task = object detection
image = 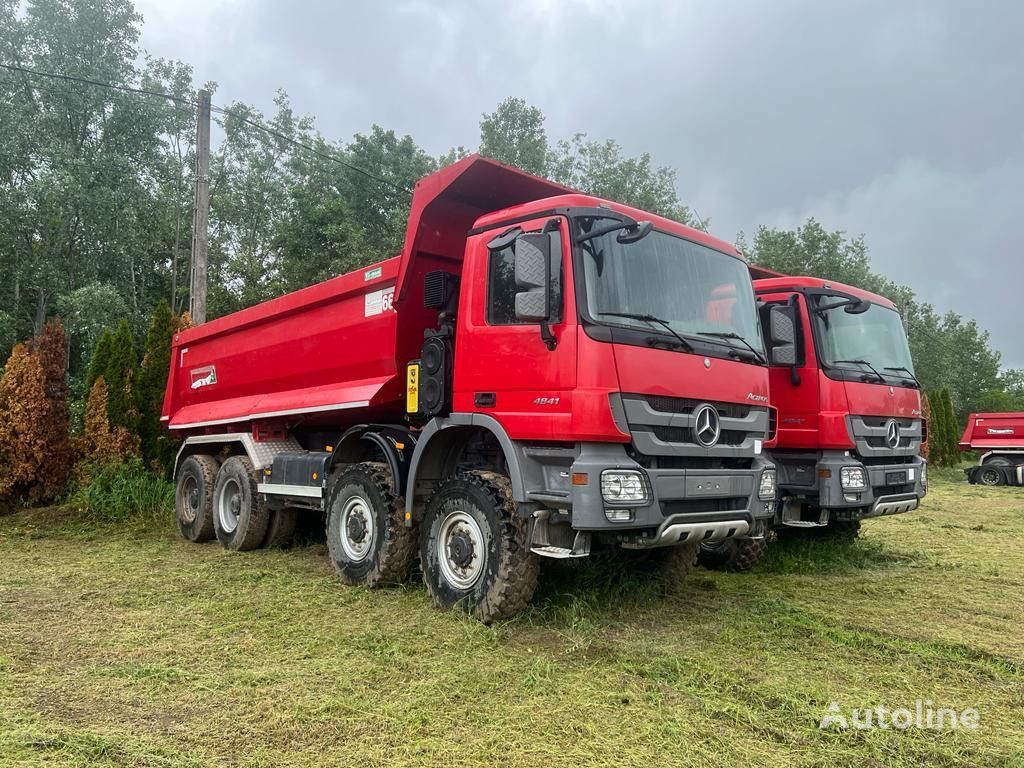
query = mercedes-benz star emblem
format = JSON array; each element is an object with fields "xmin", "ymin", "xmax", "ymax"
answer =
[
  {"xmin": 694, "ymin": 404, "xmax": 722, "ymax": 448},
  {"xmin": 885, "ymin": 419, "xmax": 900, "ymax": 449}
]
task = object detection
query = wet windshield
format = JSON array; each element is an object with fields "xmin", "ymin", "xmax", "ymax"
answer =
[
  {"xmin": 579, "ymin": 226, "xmax": 763, "ymax": 356},
  {"xmin": 812, "ymin": 297, "xmax": 915, "ymax": 375}
]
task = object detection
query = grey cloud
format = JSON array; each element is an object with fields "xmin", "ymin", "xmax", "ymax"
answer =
[{"xmin": 135, "ymin": 0, "xmax": 1024, "ymax": 367}]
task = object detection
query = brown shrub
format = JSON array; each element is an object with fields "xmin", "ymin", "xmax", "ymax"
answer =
[
  {"xmin": 0, "ymin": 344, "xmax": 51, "ymax": 502},
  {"xmin": 76, "ymin": 377, "xmax": 139, "ymax": 482},
  {"xmin": 26, "ymin": 319, "xmax": 72, "ymax": 497}
]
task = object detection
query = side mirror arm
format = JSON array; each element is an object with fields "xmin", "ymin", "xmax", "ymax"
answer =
[
  {"xmin": 787, "ymin": 294, "xmax": 801, "ymax": 386},
  {"xmin": 539, "ymin": 218, "xmax": 560, "ymax": 351}
]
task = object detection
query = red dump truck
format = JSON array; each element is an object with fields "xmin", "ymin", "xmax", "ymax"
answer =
[
  {"xmin": 164, "ymin": 155, "xmax": 787, "ymax": 621},
  {"xmin": 961, "ymin": 413, "xmax": 1024, "ymax": 486},
  {"xmin": 698, "ymin": 275, "xmax": 927, "ymax": 571}
]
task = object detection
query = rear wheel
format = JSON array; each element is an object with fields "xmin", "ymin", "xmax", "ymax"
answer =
[
  {"xmin": 420, "ymin": 471, "xmax": 539, "ymax": 623},
  {"xmin": 213, "ymin": 457, "xmax": 270, "ymax": 551},
  {"xmin": 175, "ymin": 455, "xmax": 218, "ymax": 542},
  {"xmin": 325, "ymin": 462, "xmax": 416, "ymax": 586},
  {"xmin": 698, "ymin": 537, "xmax": 767, "ymax": 572},
  {"xmin": 979, "ymin": 457, "xmax": 1011, "ymax": 486}
]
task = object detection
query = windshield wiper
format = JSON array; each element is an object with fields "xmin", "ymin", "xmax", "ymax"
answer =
[
  {"xmin": 598, "ymin": 312, "xmax": 694, "ymax": 352},
  {"xmin": 693, "ymin": 331, "xmax": 766, "ymax": 364},
  {"xmin": 833, "ymin": 358, "xmax": 885, "ymax": 383},
  {"xmin": 884, "ymin": 366, "xmax": 921, "ymax": 389}
]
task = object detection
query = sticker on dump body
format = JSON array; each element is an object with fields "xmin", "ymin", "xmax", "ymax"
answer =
[
  {"xmin": 406, "ymin": 362, "xmax": 420, "ymax": 413},
  {"xmin": 364, "ymin": 286, "xmax": 395, "ymax": 317},
  {"xmin": 364, "ymin": 266, "xmax": 382, "ymax": 281}
]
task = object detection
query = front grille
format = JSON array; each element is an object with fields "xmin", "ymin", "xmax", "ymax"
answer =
[
  {"xmin": 662, "ymin": 497, "xmax": 747, "ymax": 517},
  {"xmin": 848, "ymin": 415, "xmax": 923, "ymax": 459},
  {"xmin": 861, "ymin": 455, "xmax": 915, "ymax": 467},
  {"xmin": 645, "ymin": 395, "xmax": 750, "ymax": 419},
  {"xmin": 874, "ymin": 482, "xmax": 915, "ymax": 496},
  {"xmin": 652, "ymin": 426, "xmax": 749, "ymax": 447},
  {"xmin": 620, "ymin": 393, "xmax": 769, "ymax": 459}
]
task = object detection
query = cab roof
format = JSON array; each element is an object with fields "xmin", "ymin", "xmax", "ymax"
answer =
[
  {"xmin": 472, "ymin": 193, "xmax": 743, "ymax": 260},
  {"xmin": 753, "ymin": 275, "xmax": 897, "ymax": 309}
]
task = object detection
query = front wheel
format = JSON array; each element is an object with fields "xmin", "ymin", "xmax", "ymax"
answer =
[
  {"xmin": 420, "ymin": 471, "xmax": 539, "ymax": 623},
  {"xmin": 698, "ymin": 537, "xmax": 767, "ymax": 572}
]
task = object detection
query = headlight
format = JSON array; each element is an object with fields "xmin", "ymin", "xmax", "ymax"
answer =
[
  {"xmin": 758, "ymin": 468, "xmax": 777, "ymax": 500},
  {"xmin": 840, "ymin": 466, "xmax": 867, "ymax": 490},
  {"xmin": 600, "ymin": 470, "xmax": 649, "ymax": 504}
]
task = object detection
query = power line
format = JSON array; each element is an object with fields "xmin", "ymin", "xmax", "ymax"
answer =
[
  {"xmin": 210, "ymin": 103, "xmax": 412, "ymax": 195},
  {"xmin": 1, "ymin": 61, "xmax": 414, "ymax": 197},
  {"xmin": 0, "ymin": 62, "xmax": 194, "ymax": 105}
]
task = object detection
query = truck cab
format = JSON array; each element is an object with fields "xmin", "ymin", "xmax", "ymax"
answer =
[{"xmin": 753, "ymin": 277, "xmax": 927, "ymax": 535}]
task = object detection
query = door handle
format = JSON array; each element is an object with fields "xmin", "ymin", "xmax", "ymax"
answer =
[{"xmin": 474, "ymin": 392, "xmax": 496, "ymax": 408}]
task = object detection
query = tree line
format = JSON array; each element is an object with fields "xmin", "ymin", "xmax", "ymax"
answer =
[{"xmin": 1, "ymin": 0, "xmax": 1021, "ymax": 503}]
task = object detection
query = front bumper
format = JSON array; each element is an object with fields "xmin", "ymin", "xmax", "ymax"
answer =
[
  {"xmin": 567, "ymin": 443, "xmax": 775, "ymax": 547},
  {"xmin": 817, "ymin": 452, "xmax": 926, "ymax": 519}
]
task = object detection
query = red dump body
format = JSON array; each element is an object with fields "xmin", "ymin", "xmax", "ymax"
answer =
[
  {"xmin": 161, "ymin": 155, "xmax": 576, "ymax": 434},
  {"xmin": 959, "ymin": 413, "xmax": 1024, "ymax": 452}
]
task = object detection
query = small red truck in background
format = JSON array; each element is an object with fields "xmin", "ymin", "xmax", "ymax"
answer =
[
  {"xmin": 961, "ymin": 413, "xmax": 1024, "ymax": 486},
  {"xmin": 699, "ymin": 275, "xmax": 927, "ymax": 571},
  {"xmin": 164, "ymin": 155, "xmax": 784, "ymax": 621}
]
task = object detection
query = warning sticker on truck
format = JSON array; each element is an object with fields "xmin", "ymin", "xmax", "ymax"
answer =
[
  {"xmin": 364, "ymin": 266, "xmax": 382, "ymax": 281},
  {"xmin": 406, "ymin": 362, "xmax": 420, "ymax": 413},
  {"xmin": 364, "ymin": 286, "xmax": 395, "ymax": 317}
]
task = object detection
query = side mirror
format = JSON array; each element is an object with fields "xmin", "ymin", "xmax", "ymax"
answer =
[
  {"xmin": 513, "ymin": 233, "xmax": 551, "ymax": 323},
  {"xmin": 768, "ymin": 304, "xmax": 798, "ymax": 367}
]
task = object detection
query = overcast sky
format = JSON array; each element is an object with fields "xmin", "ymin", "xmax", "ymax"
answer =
[{"xmin": 135, "ymin": 0, "xmax": 1023, "ymax": 368}]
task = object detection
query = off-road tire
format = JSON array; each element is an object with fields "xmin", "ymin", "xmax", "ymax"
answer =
[
  {"xmin": 979, "ymin": 457, "xmax": 1012, "ymax": 486},
  {"xmin": 420, "ymin": 471, "xmax": 539, "ymax": 623},
  {"xmin": 262, "ymin": 507, "xmax": 298, "ymax": 549},
  {"xmin": 175, "ymin": 455, "xmax": 219, "ymax": 542},
  {"xmin": 698, "ymin": 537, "xmax": 767, "ymax": 572},
  {"xmin": 326, "ymin": 462, "xmax": 416, "ymax": 587},
  {"xmin": 213, "ymin": 456, "xmax": 270, "ymax": 551},
  {"xmin": 823, "ymin": 519, "xmax": 861, "ymax": 541},
  {"xmin": 652, "ymin": 541, "xmax": 699, "ymax": 583}
]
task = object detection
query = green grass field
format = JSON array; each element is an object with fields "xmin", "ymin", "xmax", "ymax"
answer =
[{"xmin": 1, "ymin": 474, "xmax": 1022, "ymax": 767}]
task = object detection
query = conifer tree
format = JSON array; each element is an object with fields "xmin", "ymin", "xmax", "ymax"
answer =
[
  {"xmin": 941, "ymin": 388, "xmax": 960, "ymax": 466},
  {"xmin": 0, "ymin": 345, "xmax": 50, "ymax": 501},
  {"xmin": 927, "ymin": 390, "xmax": 948, "ymax": 466},
  {"xmin": 104, "ymin": 319, "xmax": 139, "ymax": 436},
  {"xmin": 138, "ymin": 300, "xmax": 176, "ymax": 474},
  {"xmin": 27, "ymin": 319, "xmax": 72, "ymax": 498},
  {"xmin": 76, "ymin": 376, "xmax": 139, "ymax": 481},
  {"xmin": 86, "ymin": 328, "xmax": 114, "ymax": 394}
]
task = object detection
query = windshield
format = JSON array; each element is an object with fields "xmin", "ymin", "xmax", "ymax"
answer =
[
  {"xmin": 811, "ymin": 296, "xmax": 915, "ymax": 375},
  {"xmin": 579, "ymin": 225, "xmax": 764, "ymax": 355}
]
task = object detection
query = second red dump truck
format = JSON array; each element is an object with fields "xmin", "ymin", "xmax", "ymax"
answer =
[
  {"xmin": 961, "ymin": 412, "xmax": 1024, "ymax": 486},
  {"xmin": 164, "ymin": 155, "xmax": 786, "ymax": 621}
]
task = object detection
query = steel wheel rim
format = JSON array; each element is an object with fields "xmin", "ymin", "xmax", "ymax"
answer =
[
  {"xmin": 980, "ymin": 469, "xmax": 1001, "ymax": 486},
  {"xmin": 339, "ymin": 495, "xmax": 375, "ymax": 562},
  {"xmin": 217, "ymin": 477, "xmax": 242, "ymax": 534},
  {"xmin": 438, "ymin": 510, "xmax": 485, "ymax": 589},
  {"xmin": 179, "ymin": 475, "xmax": 199, "ymax": 523}
]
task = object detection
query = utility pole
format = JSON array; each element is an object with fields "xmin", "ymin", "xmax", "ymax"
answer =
[{"xmin": 189, "ymin": 89, "xmax": 211, "ymax": 324}]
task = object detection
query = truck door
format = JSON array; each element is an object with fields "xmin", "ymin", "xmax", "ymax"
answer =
[
  {"xmin": 763, "ymin": 293, "xmax": 820, "ymax": 449},
  {"xmin": 454, "ymin": 215, "xmax": 577, "ymax": 441}
]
